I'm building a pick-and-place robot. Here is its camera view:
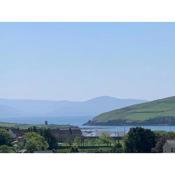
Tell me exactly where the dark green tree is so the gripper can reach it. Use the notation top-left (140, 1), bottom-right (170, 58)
top-left (28, 126), bottom-right (38, 132)
top-left (124, 127), bottom-right (156, 153)
top-left (0, 128), bottom-right (12, 146)
top-left (40, 129), bottom-right (58, 150)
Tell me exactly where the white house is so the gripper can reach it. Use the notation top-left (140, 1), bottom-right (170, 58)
top-left (163, 140), bottom-right (175, 153)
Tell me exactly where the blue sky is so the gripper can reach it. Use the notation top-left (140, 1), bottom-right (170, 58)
top-left (0, 23), bottom-right (175, 101)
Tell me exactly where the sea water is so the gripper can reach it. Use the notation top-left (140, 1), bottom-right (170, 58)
top-left (0, 116), bottom-right (175, 132)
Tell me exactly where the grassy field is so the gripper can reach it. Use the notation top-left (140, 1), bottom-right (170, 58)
top-left (0, 122), bottom-right (73, 129)
top-left (88, 96), bottom-right (175, 124)
top-left (56, 146), bottom-right (114, 153)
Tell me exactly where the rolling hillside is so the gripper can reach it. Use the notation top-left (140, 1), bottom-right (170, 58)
top-left (85, 96), bottom-right (175, 126)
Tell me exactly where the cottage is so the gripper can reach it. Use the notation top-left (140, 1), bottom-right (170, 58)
top-left (163, 140), bottom-right (175, 153)
top-left (50, 127), bottom-right (82, 142)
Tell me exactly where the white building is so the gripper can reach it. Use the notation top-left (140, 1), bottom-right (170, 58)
top-left (163, 140), bottom-right (175, 153)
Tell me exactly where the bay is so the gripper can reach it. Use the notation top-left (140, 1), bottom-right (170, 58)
top-left (0, 116), bottom-right (175, 133)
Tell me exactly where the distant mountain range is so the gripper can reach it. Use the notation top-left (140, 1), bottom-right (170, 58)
top-left (85, 96), bottom-right (175, 126)
top-left (0, 96), bottom-right (145, 118)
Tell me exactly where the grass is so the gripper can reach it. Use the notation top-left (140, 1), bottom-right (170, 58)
top-left (0, 122), bottom-right (74, 129)
top-left (56, 146), bottom-right (113, 153)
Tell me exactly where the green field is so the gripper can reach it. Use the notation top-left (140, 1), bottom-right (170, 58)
top-left (56, 146), bottom-right (113, 153)
top-left (86, 96), bottom-right (175, 125)
top-left (0, 122), bottom-right (73, 129)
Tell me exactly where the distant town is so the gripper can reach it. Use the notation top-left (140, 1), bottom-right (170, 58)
top-left (0, 120), bottom-right (174, 153)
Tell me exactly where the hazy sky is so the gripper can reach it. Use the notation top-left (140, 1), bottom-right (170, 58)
top-left (0, 23), bottom-right (175, 101)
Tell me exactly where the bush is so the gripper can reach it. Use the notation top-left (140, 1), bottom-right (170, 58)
top-left (24, 132), bottom-right (49, 153)
top-left (111, 142), bottom-right (124, 153)
top-left (99, 133), bottom-right (113, 146)
top-left (0, 145), bottom-right (15, 153)
top-left (70, 146), bottom-right (79, 153)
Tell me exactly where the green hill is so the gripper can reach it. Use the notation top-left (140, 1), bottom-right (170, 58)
top-left (85, 96), bottom-right (175, 126)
